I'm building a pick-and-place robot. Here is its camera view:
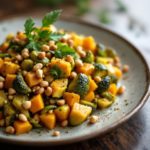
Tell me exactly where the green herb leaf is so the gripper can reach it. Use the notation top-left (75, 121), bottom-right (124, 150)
top-left (24, 18), bottom-right (35, 38)
top-left (26, 41), bottom-right (40, 51)
top-left (54, 43), bottom-right (75, 58)
top-left (49, 32), bottom-right (64, 41)
top-left (38, 31), bottom-right (63, 41)
top-left (39, 30), bottom-right (50, 39)
top-left (42, 10), bottom-right (62, 27)
top-left (50, 65), bottom-right (62, 79)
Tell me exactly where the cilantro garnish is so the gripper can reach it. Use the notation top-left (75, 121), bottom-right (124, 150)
top-left (42, 10), bottom-right (62, 27)
top-left (54, 43), bottom-right (76, 58)
top-left (24, 10), bottom-right (62, 51)
top-left (24, 18), bottom-right (35, 40)
top-left (50, 65), bottom-right (63, 79)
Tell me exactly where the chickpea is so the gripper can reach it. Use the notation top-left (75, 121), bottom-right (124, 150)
top-left (5, 126), bottom-right (15, 134)
top-left (89, 115), bottom-right (99, 124)
top-left (52, 131), bottom-right (60, 136)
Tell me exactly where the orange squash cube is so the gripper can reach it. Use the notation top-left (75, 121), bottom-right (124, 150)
top-left (82, 36), bottom-right (96, 53)
top-left (0, 58), bottom-right (4, 70)
top-left (63, 92), bottom-right (80, 107)
top-left (76, 63), bottom-right (94, 75)
top-left (83, 91), bottom-right (95, 102)
top-left (89, 78), bottom-right (98, 91)
top-left (30, 94), bottom-right (44, 113)
top-left (0, 61), bottom-right (19, 76)
top-left (5, 74), bottom-right (16, 89)
top-left (108, 83), bottom-right (117, 95)
top-left (25, 72), bottom-right (42, 87)
top-left (40, 113), bottom-right (56, 130)
top-left (114, 67), bottom-right (122, 79)
top-left (14, 121), bottom-right (32, 135)
top-left (54, 105), bottom-right (70, 121)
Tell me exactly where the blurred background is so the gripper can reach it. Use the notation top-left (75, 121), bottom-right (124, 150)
top-left (0, 0), bottom-right (150, 64)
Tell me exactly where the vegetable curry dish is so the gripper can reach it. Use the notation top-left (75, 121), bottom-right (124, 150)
top-left (0, 10), bottom-right (128, 135)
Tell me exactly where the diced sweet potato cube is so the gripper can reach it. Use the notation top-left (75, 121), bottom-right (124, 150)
top-left (76, 63), bottom-right (94, 75)
top-left (25, 72), bottom-right (42, 87)
top-left (5, 74), bottom-right (16, 89)
top-left (114, 67), bottom-right (122, 79)
top-left (40, 113), bottom-right (56, 129)
top-left (0, 61), bottom-right (19, 76)
top-left (82, 36), bottom-right (96, 53)
top-left (108, 83), bottom-right (117, 95)
top-left (14, 121), bottom-right (32, 135)
top-left (30, 94), bottom-right (44, 113)
top-left (54, 105), bottom-right (70, 121)
top-left (83, 91), bottom-right (95, 102)
top-left (0, 58), bottom-right (4, 70)
top-left (89, 78), bottom-right (98, 91)
top-left (63, 92), bottom-right (80, 107)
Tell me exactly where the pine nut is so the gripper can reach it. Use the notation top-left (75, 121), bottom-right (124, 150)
top-left (40, 81), bottom-right (49, 87)
top-left (117, 86), bottom-right (126, 95)
top-left (94, 76), bottom-right (101, 82)
top-left (22, 52), bottom-right (29, 59)
top-left (67, 39), bottom-right (74, 47)
top-left (0, 82), bottom-right (4, 89)
top-left (42, 44), bottom-right (49, 51)
top-left (48, 41), bottom-right (55, 46)
top-left (48, 110), bottom-right (53, 114)
top-left (89, 115), bottom-right (99, 124)
top-left (45, 87), bottom-right (52, 96)
top-left (75, 59), bottom-right (83, 67)
top-left (33, 63), bottom-right (43, 71)
top-left (15, 54), bottom-right (22, 61)
top-left (66, 55), bottom-right (74, 63)
top-left (22, 70), bottom-right (27, 76)
top-left (22, 48), bottom-right (29, 53)
top-left (52, 131), bottom-right (60, 136)
top-left (50, 45), bottom-right (57, 51)
top-left (76, 46), bottom-right (86, 57)
top-left (38, 52), bottom-right (46, 59)
top-left (57, 99), bottom-right (65, 106)
top-left (46, 52), bottom-right (52, 59)
top-left (5, 126), bottom-right (15, 134)
top-left (22, 101), bottom-right (31, 110)
top-left (18, 114), bottom-right (27, 122)
top-left (37, 87), bottom-right (44, 94)
top-left (36, 69), bottom-right (43, 78)
top-left (70, 72), bottom-right (77, 79)
top-left (61, 120), bottom-right (68, 127)
top-left (8, 88), bottom-right (16, 95)
top-left (8, 95), bottom-right (14, 100)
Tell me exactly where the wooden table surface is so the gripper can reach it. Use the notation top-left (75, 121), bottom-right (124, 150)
top-left (0, 5), bottom-right (150, 150)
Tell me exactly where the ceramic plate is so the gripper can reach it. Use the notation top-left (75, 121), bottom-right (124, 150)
top-left (0, 18), bottom-right (149, 146)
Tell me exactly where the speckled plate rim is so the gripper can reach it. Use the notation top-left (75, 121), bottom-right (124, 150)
top-left (0, 17), bottom-right (149, 146)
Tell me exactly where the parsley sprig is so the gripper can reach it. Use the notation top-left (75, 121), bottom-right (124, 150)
top-left (24, 10), bottom-right (62, 51)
